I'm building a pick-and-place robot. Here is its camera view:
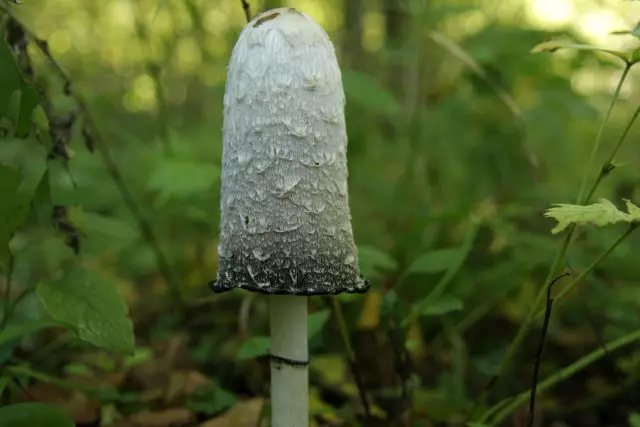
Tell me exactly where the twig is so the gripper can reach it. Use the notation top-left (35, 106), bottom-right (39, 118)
top-left (241, 0), bottom-right (251, 22)
top-left (327, 296), bottom-right (371, 418)
top-left (472, 59), bottom-right (635, 415)
top-left (0, 5), bottom-right (185, 310)
top-left (527, 272), bottom-right (569, 427)
top-left (488, 327), bottom-right (640, 425)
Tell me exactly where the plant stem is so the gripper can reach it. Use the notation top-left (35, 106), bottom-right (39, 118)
top-left (487, 328), bottom-right (640, 425)
top-left (577, 63), bottom-right (631, 204)
top-left (473, 62), bottom-right (633, 415)
top-left (270, 294), bottom-right (308, 427)
top-left (533, 224), bottom-right (637, 320)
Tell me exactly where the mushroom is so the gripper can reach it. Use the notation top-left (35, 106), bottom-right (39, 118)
top-left (211, 8), bottom-right (368, 426)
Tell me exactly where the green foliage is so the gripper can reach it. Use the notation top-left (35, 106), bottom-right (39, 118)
top-left (357, 245), bottom-right (398, 279)
top-left (531, 40), bottom-right (630, 62)
top-left (412, 294), bottom-right (464, 317)
top-left (342, 70), bottom-right (400, 116)
top-left (307, 309), bottom-right (330, 340)
top-left (545, 199), bottom-right (640, 234)
top-left (236, 336), bottom-right (270, 360)
top-left (0, 34), bottom-right (39, 138)
top-left (36, 268), bottom-right (135, 354)
top-left (1, 1), bottom-right (640, 426)
top-left (0, 402), bottom-right (74, 427)
top-left (187, 382), bottom-right (238, 415)
top-left (147, 158), bottom-right (220, 205)
top-left (0, 165), bottom-right (30, 264)
top-left (405, 248), bottom-right (459, 275)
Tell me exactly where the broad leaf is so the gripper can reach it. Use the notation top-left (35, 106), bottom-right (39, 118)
top-left (236, 336), bottom-right (270, 360)
top-left (357, 245), bottom-right (397, 278)
top-left (544, 199), bottom-right (640, 234)
top-left (406, 248), bottom-right (459, 275)
top-left (342, 70), bottom-right (400, 116)
top-left (37, 268), bottom-right (135, 354)
top-left (307, 309), bottom-right (330, 340)
top-left (0, 35), bottom-right (40, 138)
top-left (0, 165), bottom-right (30, 264)
top-left (0, 320), bottom-right (55, 347)
top-left (413, 295), bottom-right (464, 317)
top-left (0, 402), bottom-right (74, 427)
top-left (147, 159), bottom-right (220, 204)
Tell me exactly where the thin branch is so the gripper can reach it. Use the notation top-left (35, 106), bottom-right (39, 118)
top-left (527, 272), bottom-right (569, 427)
top-left (241, 0), bottom-right (251, 22)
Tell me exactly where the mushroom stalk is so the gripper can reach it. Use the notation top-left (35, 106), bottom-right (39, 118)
top-left (270, 295), bottom-right (308, 427)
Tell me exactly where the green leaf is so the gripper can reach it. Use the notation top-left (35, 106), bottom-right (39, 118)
top-left (188, 383), bottom-right (237, 415)
top-left (544, 199), bottom-right (640, 234)
top-left (0, 165), bottom-right (30, 263)
top-left (342, 70), bottom-right (400, 116)
top-left (0, 320), bottom-right (56, 347)
top-left (531, 40), bottom-right (628, 62)
top-left (406, 248), bottom-right (459, 275)
top-left (612, 23), bottom-right (640, 38)
top-left (414, 295), bottom-right (463, 317)
top-left (629, 412), bottom-right (640, 427)
top-left (236, 336), bottom-right (270, 360)
top-left (0, 402), bottom-right (74, 427)
top-left (357, 245), bottom-right (397, 278)
top-left (36, 268), bottom-right (135, 354)
top-left (147, 159), bottom-right (220, 204)
top-left (307, 309), bottom-right (330, 340)
top-left (0, 35), bottom-right (40, 138)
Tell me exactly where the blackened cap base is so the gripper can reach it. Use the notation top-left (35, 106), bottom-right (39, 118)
top-left (209, 279), bottom-right (369, 296)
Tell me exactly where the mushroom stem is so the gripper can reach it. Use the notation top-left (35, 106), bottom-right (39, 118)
top-left (270, 294), bottom-right (309, 427)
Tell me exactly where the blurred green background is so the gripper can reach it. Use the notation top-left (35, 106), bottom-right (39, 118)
top-left (1, 0), bottom-right (640, 426)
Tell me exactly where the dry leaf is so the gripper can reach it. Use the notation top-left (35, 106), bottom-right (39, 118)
top-left (199, 398), bottom-right (265, 427)
top-left (128, 408), bottom-right (196, 427)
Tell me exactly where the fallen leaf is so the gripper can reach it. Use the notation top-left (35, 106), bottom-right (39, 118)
top-left (198, 398), bottom-right (265, 427)
top-left (127, 408), bottom-right (196, 427)
top-left (19, 382), bottom-right (100, 426)
top-left (165, 370), bottom-right (212, 405)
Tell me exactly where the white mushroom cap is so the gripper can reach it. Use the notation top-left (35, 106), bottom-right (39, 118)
top-left (212, 8), bottom-right (368, 295)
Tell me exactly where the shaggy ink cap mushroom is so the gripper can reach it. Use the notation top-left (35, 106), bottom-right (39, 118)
top-left (211, 8), bottom-right (368, 296)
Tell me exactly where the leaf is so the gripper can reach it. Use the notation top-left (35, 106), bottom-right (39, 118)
top-left (236, 336), bottom-right (270, 360)
top-left (342, 70), bottom-right (400, 116)
top-left (0, 320), bottom-right (56, 347)
top-left (36, 268), bottom-right (135, 354)
top-left (427, 31), bottom-right (527, 151)
top-left (544, 199), bottom-right (640, 234)
top-left (531, 40), bottom-right (628, 62)
top-left (629, 412), bottom-right (640, 427)
top-left (0, 402), bottom-right (74, 427)
top-left (188, 383), bottom-right (237, 415)
top-left (357, 245), bottom-right (397, 278)
top-left (406, 248), bottom-right (459, 275)
top-left (611, 22), bottom-right (640, 38)
top-left (414, 295), bottom-right (464, 317)
top-left (0, 35), bottom-right (40, 138)
top-left (0, 165), bottom-right (30, 264)
top-left (147, 159), bottom-right (220, 204)
top-left (307, 309), bottom-right (330, 340)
